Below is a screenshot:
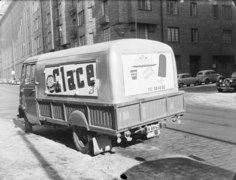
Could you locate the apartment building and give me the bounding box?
[0,1,33,78]
[0,0,236,79]
[162,0,236,76]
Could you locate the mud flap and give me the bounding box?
[92,135,112,155]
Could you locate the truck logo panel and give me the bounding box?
[44,62,97,96]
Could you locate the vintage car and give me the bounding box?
[216,72,236,92]
[177,73,200,87]
[196,70,223,84]
[18,39,185,155]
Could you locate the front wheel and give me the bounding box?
[217,88,223,92]
[24,114,33,133]
[72,127,93,155]
[179,83,184,88]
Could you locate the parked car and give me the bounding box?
[196,70,223,84]
[216,71,236,92]
[177,73,200,87]
[0,79,7,84]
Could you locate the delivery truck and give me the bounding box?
[18,39,185,155]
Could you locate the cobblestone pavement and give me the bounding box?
[115,128,236,173]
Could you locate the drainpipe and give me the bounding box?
[134,1,138,38]
[160,0,164,42]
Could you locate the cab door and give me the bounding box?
[20,63,40,125]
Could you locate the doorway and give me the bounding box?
[189,56,201,76]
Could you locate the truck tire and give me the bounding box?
[72,126,93,155]
[24,114,33,133]
[18,106,25,118]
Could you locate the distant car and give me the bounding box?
[196,70,223,84]
[0,79,7,84]
[216,71,236,92]
[177,73,200,88]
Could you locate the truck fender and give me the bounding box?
[68,111,90,130]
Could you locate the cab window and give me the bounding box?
[23,64,36,84]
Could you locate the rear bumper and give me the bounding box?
[217,84,236,90]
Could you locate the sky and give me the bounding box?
[0,0,11,20]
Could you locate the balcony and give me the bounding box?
[69,7,76,16]
[99,15,109,25]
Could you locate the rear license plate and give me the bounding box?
[146,124,160,138]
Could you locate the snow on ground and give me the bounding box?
[185,92,236,111]
[0,117,140,180]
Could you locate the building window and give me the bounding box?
[222,5,232,19]
[78,10,85,26]
[35,18,38,30]
[59,24,63,43]
[167,0,179,15]
[138,24,149,39]
[175,55,181,71]
[167,27,179,42]
[103,28,110,41]
[102,0,108,15]
[88,33,94,45]
[46,12,50,24]
[36,37,39,49]
[223,30,232,44]
[212,5,219,19]
[88,7,93,22]
[79,35,86,46]
[191,28,199,43]
[138,0,152,11]
[47,31,51,43]
[190,2,197,16]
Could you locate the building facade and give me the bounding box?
[0,0,236,80]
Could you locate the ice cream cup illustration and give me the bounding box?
[130,70,137,80]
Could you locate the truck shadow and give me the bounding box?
[12,117,76,150]
[11,117,65,180]
[119,157,236,180]
[12,116,146,153]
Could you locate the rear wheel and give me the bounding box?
[72,127,93,155]
[194,81,199,86]
[205,79,210,84]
